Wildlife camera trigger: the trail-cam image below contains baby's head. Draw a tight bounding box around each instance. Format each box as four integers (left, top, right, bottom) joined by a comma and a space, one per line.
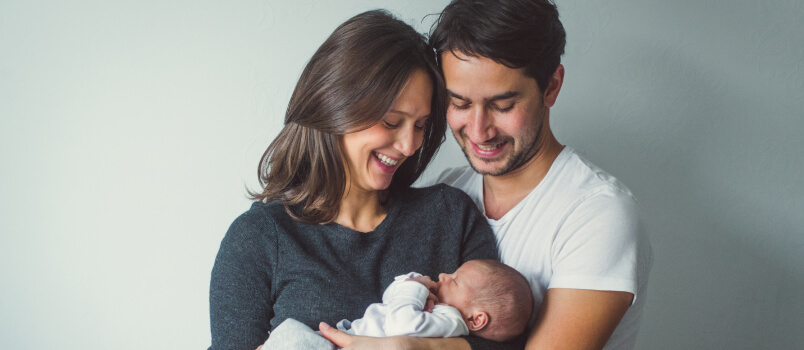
436, 260, 533, 342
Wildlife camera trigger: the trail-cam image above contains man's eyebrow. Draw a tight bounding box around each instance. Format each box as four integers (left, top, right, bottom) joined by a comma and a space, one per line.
487, 91, 519, 102
447, 90, 467, 100
446, 90, 520, 102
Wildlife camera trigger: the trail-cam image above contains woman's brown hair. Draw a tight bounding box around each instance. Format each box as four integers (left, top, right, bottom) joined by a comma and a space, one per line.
251, 10, 447, 224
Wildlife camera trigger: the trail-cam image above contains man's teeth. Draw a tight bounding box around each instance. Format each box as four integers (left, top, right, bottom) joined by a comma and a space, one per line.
477, 143, 499, 151
375, 152, 398, 166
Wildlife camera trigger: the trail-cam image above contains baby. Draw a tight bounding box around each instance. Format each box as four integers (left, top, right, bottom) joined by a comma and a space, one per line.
337, 259, 533, 342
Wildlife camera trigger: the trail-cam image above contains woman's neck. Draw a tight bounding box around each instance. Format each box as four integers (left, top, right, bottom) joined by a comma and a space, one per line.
334, 187, 389, 233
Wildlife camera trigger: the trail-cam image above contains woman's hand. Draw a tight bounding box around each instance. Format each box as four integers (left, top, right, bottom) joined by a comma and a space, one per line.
319, 322, 408, 350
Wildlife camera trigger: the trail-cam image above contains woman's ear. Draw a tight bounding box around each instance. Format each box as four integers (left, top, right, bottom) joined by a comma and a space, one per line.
465, 311, 489, 331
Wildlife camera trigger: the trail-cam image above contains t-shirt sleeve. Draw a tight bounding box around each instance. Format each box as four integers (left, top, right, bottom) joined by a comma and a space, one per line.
549, 189, 643, 302
209, 207, 277, 350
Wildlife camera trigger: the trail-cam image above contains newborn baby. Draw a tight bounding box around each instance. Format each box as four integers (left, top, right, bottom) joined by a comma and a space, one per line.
337, 259, 533, 342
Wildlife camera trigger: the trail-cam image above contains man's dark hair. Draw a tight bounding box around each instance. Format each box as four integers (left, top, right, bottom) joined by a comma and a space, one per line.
429, 0, 566, 92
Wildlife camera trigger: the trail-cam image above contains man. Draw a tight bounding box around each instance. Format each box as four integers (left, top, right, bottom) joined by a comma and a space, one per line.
321, 1, 652, 349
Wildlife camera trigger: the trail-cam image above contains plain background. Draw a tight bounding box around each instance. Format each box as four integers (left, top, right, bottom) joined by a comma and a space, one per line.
1, 0, 802, 349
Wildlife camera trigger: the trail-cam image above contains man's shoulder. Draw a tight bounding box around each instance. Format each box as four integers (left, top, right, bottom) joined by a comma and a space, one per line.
550, 148, 637, 205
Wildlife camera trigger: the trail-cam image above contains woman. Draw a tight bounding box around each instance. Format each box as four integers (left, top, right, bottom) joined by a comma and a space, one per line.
209, 10, 501, 350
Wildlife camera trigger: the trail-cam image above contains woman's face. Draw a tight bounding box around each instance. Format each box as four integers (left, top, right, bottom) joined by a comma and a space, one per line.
341, 69, 433, 193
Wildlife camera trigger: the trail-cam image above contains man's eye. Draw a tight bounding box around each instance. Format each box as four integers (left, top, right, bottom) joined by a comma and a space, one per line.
452, 103, 471, 110
492, 103, 515, 112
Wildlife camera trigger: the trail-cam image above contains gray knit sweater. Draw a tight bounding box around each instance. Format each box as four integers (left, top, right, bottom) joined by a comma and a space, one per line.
209, 184, 526, 350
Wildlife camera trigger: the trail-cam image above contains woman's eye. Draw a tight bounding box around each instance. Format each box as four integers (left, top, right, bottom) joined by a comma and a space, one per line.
492, 103, 515, 112
383, 121, 399, 129
452, 103, 471, 110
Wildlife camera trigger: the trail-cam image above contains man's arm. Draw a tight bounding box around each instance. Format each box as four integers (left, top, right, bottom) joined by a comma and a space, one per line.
526, 288, 632, 350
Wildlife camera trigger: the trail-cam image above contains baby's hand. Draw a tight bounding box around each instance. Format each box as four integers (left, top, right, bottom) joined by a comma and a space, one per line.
405, 275, 439, 312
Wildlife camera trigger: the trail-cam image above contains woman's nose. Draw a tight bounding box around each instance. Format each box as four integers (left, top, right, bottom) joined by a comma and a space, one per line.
394, 125, 419, 157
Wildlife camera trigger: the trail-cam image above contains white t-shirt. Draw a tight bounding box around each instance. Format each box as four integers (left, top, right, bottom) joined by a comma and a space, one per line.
336, 272, 469, 338
435, 147, 652, 350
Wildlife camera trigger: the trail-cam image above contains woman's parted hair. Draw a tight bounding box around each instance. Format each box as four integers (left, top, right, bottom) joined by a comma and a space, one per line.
251, 10, 447, 224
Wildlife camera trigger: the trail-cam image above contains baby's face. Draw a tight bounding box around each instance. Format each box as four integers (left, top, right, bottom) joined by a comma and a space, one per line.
436, 261, 482, 315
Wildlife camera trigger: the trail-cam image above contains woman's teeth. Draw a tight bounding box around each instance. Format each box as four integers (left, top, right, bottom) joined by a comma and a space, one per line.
375, 152, 398, 166
477, 143, 500, 151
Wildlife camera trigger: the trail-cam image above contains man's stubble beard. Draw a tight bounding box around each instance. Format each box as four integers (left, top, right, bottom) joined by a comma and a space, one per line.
457, 108, 545, 177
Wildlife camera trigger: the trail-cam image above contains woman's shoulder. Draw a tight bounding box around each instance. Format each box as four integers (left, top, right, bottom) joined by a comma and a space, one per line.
225, 201, 289, 240
402, 184, 477, 210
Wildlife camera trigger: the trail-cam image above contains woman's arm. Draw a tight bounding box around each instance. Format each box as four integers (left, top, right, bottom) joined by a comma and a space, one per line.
210, 209, 276, 350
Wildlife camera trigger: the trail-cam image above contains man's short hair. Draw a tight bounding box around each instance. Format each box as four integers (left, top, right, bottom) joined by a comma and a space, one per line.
429, 0, 566, 92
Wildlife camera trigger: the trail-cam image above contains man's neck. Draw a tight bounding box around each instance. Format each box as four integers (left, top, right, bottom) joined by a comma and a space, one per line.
483, 133, 563, 220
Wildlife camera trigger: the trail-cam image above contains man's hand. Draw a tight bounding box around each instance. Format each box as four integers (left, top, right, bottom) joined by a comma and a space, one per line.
319, 322, 408, 350
405, 275, 439, 312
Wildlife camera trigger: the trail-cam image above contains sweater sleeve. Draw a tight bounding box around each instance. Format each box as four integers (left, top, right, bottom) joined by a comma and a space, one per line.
209, 207, 277, 350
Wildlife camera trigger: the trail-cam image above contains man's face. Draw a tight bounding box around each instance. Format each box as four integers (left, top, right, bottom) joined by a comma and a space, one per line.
441, 51, 547, 176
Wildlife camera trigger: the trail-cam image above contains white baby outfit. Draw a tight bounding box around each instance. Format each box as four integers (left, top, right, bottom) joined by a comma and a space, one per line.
336, 272, 469, 338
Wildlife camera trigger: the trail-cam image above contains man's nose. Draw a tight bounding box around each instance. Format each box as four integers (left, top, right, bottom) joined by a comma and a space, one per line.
466, 107, 495, 142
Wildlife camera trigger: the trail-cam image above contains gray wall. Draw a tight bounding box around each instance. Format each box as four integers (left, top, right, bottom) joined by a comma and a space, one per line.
1, 0, 801, 349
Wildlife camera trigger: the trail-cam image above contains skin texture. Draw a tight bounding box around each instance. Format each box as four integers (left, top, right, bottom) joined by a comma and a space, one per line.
442, 53, 548, 178
336, 69, 433, 232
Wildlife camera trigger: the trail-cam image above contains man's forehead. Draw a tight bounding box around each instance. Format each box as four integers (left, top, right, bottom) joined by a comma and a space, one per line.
441, 50, 536, 98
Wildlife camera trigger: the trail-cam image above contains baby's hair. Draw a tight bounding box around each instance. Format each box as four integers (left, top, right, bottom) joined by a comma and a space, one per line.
469, 260, 533, 342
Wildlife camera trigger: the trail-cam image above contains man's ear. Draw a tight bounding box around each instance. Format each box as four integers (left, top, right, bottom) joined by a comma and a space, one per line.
465, 311, 489, 331
543, 64, 564, 108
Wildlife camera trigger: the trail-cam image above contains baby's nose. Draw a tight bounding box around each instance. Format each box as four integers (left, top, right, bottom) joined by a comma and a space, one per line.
438, 273, 447, 281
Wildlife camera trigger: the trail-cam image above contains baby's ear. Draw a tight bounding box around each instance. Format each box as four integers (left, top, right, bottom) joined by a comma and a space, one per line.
466, 311, 489, 331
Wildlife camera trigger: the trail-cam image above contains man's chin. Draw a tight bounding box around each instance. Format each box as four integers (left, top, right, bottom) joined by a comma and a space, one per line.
458, 145, 506, 176
466, 155, 512, 176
